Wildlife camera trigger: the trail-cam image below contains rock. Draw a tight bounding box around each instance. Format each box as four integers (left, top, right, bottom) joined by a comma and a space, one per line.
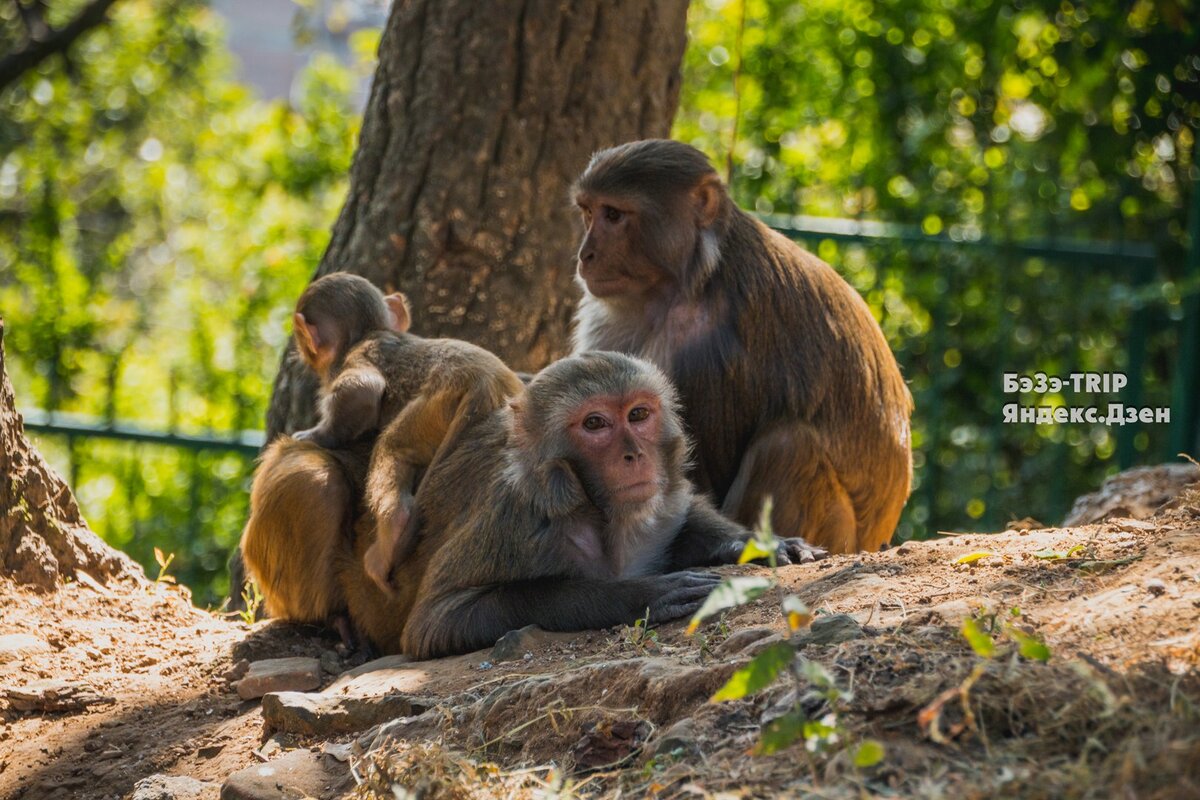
716, 627, 776, 656
220, 748, 351, 800
131, 774, 220, 800
491, 625, 575, 662
262, 691, 429, 736
1063, 463, 1199, 526
0, 633, 51, 663
234, 658, 322, 701
318, 650, 342, 676
649, 718, 701, 760
796, 614, 865, 647
1145, 578, 1168, 596
6, 679, 115, 712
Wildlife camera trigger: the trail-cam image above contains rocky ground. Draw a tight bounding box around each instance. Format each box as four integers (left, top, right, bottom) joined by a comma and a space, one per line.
2, 475, 1199, 800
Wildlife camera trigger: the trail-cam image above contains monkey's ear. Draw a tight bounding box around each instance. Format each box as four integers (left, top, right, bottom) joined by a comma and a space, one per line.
384, 293, 411, 333
293, 312, 322, 362
693, 177, 724, 229
536, 460, 587, 518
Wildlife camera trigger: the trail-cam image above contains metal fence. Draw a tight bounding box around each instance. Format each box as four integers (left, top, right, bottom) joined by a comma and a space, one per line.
20, 205, 1200, 591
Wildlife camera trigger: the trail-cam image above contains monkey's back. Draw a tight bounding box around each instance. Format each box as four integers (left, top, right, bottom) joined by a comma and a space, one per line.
679, 212, 913, 549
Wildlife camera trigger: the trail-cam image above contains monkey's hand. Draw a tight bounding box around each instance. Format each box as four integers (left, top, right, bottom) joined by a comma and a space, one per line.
776, 537, 828, 565
648, 571, 722, 623
292, 426, 329, 446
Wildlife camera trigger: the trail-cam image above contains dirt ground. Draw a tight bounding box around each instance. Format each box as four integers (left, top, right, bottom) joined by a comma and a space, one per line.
2, 498, 1199, 799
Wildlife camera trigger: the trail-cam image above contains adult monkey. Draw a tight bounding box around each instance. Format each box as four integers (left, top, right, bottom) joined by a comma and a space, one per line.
571, 139, 912, 554
398, 351, 823, 659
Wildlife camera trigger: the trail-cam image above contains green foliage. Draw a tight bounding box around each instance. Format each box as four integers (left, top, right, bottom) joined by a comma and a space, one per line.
711, 641, 794, 701
0, 1, 364, 604
677, 0, 1200, 539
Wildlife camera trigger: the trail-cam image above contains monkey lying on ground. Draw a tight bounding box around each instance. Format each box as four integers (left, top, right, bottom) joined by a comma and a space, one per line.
571, 139, 913, 554
395, 351, 826, 659
242, 273, 523, 618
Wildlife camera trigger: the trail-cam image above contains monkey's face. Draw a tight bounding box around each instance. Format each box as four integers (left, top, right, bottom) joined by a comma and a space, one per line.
567, 390, 664, 510
574, 191, 666, 299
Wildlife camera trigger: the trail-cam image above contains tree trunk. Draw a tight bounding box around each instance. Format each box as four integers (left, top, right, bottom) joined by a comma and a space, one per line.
266, 0, 690, 437
0, 319, 143, 590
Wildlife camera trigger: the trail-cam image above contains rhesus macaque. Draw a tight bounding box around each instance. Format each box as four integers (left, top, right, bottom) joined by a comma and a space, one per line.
243, 273, 523, 610
397, 351, 825, 660
239, 437, 411, 651
571, 140, 913, 554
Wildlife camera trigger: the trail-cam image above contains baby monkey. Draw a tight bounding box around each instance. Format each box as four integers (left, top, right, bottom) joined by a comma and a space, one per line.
291, 273, 523, 593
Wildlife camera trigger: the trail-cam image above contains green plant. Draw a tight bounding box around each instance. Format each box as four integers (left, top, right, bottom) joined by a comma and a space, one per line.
687, 500, 885, 773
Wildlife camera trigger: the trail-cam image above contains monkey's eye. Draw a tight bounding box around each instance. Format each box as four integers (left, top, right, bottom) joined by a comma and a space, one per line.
628, 406, 651, 423
582, 414, 609, 431
603, 206, 623, 223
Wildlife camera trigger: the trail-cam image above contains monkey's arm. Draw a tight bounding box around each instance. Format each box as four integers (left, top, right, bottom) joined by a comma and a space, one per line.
669, 496, 827, 568
363, 388, 469, 592
667, 495, 753, 569
401, 572, 720, 660
294, 367, 387, 448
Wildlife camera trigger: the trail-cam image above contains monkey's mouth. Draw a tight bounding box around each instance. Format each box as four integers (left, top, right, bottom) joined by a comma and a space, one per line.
582, 274, 632, 297
611, 481, 657, 504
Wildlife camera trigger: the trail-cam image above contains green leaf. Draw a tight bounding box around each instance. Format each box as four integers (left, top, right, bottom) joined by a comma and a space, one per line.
753, 710, 806, 755
853, 739, 886, 768
955, 551, 996, 565
1032, 544, 1085, 560
1005, 625, 1051, 662
711, 642, 795, 701
686, 576, 774, 634
961, 618, 995, 658
737, 537, 776, 565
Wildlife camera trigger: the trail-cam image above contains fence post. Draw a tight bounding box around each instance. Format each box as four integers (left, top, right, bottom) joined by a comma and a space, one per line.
1169, 182, 1200, 457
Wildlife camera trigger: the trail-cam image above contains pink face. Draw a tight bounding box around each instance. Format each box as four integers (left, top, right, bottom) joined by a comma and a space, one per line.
574, 191, 663, 298
567, 391, 663, 507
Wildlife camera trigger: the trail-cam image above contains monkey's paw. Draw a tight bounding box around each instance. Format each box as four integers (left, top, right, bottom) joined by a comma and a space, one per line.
776, 537, 828, 565
649, 571, 722, 622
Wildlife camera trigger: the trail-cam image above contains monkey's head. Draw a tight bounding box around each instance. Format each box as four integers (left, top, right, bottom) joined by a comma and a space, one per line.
293, 273, 411, 378
510, 351, 690, 519
572, 139, 733, 302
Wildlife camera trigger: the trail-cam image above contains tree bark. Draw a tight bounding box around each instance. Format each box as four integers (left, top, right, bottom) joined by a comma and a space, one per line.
266, 0, 690, 437
0, 319, 143, 590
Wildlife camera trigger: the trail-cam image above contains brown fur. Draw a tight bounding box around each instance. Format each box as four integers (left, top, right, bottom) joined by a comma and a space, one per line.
240, 272, 523, 625
572, 140, 912, 553
397, 352, 824, 659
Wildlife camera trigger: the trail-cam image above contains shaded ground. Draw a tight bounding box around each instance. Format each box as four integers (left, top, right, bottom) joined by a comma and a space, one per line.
2, 500, 1199, 799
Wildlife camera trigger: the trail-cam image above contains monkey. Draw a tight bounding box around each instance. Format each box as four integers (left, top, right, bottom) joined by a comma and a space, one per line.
242, 272, 523, 609
395, 351, 826, 660
570, 139, 913, 555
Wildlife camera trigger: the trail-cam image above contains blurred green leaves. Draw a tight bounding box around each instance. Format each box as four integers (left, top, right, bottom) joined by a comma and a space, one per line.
0, 0, 364, 604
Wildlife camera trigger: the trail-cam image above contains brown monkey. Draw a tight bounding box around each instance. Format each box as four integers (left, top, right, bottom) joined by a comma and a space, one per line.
571, 140, 913, 554
397, 351, 825, 660
239, 437, 411, 650
244, 273, 523, 608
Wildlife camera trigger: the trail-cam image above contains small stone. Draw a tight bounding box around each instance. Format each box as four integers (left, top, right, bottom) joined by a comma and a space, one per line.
318, 651, 342, 676
796, 614, 866, 647
716, 627, 776, 656
6, 679, 114, 712
220, 748, 352, 800
225, 659, 251, 683
492, 625, 554, 662
649, 718, 701, 760
478, 661, 493, 671
262, 691, 429, 736
130, 773, 220, 800
0, 634, 51, 664
234, 658, 322, 701
1145, 578, 1168, 596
